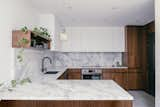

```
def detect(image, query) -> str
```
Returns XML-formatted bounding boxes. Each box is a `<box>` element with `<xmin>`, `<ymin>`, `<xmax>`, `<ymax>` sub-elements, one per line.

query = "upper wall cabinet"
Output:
<box><xmin>61</xmin><ymin>27</ymin><xmax>125</xmax><ymax>52</ymax></box>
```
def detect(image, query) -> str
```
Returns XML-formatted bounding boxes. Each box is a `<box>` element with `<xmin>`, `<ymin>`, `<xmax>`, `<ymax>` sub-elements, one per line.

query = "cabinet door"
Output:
<box><xmin>102</xmin><ymin>69</ymin><xmax>114</xmax><ymax>80</ymax></box>
<box><xmin>0</xmin><ymin>101</ymin><xmax>5</xmax><ymax>107</ymax></box>
<box><xmin>61</xmin><ymin>28</ymin><xmax>83</xmax><ymax>52</ymax></box>
<box><xmin>102</xmin><ymin>69</ymin><xmax>127</xmax><ymax>89</ymax></box>
<box><xmin>127</xmin><ymin>69</ymin><xmax>144</xmax><ymax>90</ymax></box>
<box><xmin>113</xmin><ymin>72</ymin><xmax>127</xmax><ymax>89</ymax></box>
<box><xmin>112</xmin><ymin>27</ymin><xmax>125</xmax><ymax>52</ymax></box>
<box><xmin>126</xmin><ymin>27</ymin><xmax>138</xmax><ymax>55</ymax></box>
<box><xmin>67</xmin><ymin>69</ymin><xmax>81</xmax><ymax>79</ymax></box>
<box><xmin>126</xmin><ymin>26</ymin><xmax>141</xmax><ymax>68</ymax></box>
<box><xmin>61</xmin><ymin>27</ymin><xmax>125</xmax><ymax>52</ymax></box>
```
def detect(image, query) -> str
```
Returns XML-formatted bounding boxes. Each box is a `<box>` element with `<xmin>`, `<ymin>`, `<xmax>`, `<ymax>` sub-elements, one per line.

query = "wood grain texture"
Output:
<box><xmin>146</xmin><ymin>21</ymin><xmax>155</xmax><ymax>33</ymax></box>
<box><xmin>102</xmin><ymin>69</ymin><xmax>128</xmax><ymax>89</ymax></box>
<box><xmin>124</xmin><ymin>26</ymin><xmax>148</xmax><ymax>90</ymax></box>
<box><xmin>102</xmin><ymin>69</ymin><xmax>114</xmax><ymax>80</ymax></box>
<box><xmin>0</xmin><ymin>100</ymin><xmax>132</xmax><ymax>107</ymax></box>
<box><xmin>12</xmin><ymin>30</ymin><xmax>31</xmax><ymax>48</ymax></box>
<box><xmin>127</xmin><ymin>69</ymin><xmax>144</xmax><ymax>90</ymax></box>
<box><xmin>125</xmin><ymin>26</ymin><xmax>141</xmax><ymax>68</ymax></box>
<box><xmin>67</xmin><ymin>69</ymin><xmax>81</xmax><ymax>79</ymax></box>
<box><xmin>58</xmin><ymin>71</ymin><xmax>68</xmax><ymax>80</ymax></box>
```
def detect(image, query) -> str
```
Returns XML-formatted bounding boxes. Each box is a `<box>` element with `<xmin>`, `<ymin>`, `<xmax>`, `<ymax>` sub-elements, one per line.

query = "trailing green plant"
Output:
<box><xmin>21</xmin><ymin>26</ymin><xmax>51</xmax><ymax>38</ymax></box>
<box><xmin>0</xmin><ymin>78</ymin><xmax>32</xmax><ymax>92</ymax></box>
<box><xmin>17</xmin><ymin>53</ymin><xmax>23</xmax><ymax>62</ymax></box>
<box><xmin>21</xmin><ymin>26</ymin><xmax>29</xmax><ymax>34</ymax></box>
<box><xmin>17</xmin><ymin>38</ymin><xmax>29</xmax><ymax>63</ymax></box>
<box><xmin>20</xmin><ymin>77</ymin><xmax>32</xmax><ymax>85</ymax></box>
<box><xmin>17</xmin><ymin>38</ymin><xmax>29</xmax><ymax>48</ymax></box>
<box><xmin>13</xmin><ymin>78</ymin><xmax>32</xmax><ymax>86</ymax></box>
<box><xmin>11</xmin><ymin>80</ymin><xmax>17</xmax><ymax>88</ymax></box>
<box><xmin>33</xmin><ymin>27</ymin><xmax>50</xmax><ymax>38</ymax></box>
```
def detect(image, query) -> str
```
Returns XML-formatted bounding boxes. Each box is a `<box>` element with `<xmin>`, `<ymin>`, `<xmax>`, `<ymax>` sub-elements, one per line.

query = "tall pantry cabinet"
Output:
<box><xmin>125</xmin><ymin>26</ymin><xmax>146</xmax><ymax>90</ymax></box>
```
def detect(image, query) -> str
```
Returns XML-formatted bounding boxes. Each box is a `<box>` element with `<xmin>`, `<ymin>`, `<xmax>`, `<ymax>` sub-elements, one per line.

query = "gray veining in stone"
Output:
<box><xmin>0</xmin><ymin>80</ymin><xmax>133</xmax><ymax>101</ymax></box>
<box><xmin>14</xmin><ymin>49</ymin><xmax>124</xmax><ymax>82</ymax></box>
<box><xmin>51</xmin><ymin>52</ymin><xmax>122</xmax><ymax>67</ymax></box>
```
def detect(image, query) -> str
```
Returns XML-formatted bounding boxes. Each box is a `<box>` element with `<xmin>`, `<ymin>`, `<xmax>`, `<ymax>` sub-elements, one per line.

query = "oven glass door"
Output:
<box><xmin>83</xmin><ymin>74</ymin><xmax>92</xmax><ymax>79</ymax></box>
<box><xmin>83</xmin><ymin>74</ymin><xmax>101</xmax><ymax>80</ymax></box>
<box><xmin>92</xmin><ymin>74</ymin><xmax>101</xmax><ymax>80</ymax></box>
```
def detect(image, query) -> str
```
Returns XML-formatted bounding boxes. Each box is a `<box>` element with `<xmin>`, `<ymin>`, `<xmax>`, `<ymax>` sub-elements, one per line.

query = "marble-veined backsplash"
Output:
<box><xmin>14</xmin><ymin>49</ymin><xmax>123</xmax><ymax>81</ymax></box>
<box><xmin>47</xmin><ymin>52</ymin><xmax>122</xmax><ymax>67</ymax></box>
<box><xmin>14</xmin><ymin>49</ymin><xmax>44</xmax><ymax>81</ymax></box>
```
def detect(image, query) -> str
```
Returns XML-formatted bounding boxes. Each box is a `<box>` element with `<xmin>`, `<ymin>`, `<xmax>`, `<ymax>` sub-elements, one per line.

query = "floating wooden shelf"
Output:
<box><xmin>32</xmin><ymin>31</ymin><xmax>51</xmax><ymax>41</ymax></box>
<box><xmin>12</xmin><ymin>30</ymin><xmax>51</xmax><ymax>49</ymax></box>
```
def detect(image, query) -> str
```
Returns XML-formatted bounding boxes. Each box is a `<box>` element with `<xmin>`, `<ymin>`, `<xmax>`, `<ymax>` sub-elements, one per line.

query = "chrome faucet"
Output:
<box><xmin>42</xmin><ymin>57</ymin><xmax>52</xmax><ymax>73</ymax></box>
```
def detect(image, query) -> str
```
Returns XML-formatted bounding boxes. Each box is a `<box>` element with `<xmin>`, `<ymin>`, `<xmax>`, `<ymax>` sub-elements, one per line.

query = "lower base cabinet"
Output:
<box><xmin>67</xmin><ymin>69</ymin><xmax>81</xmax><ymax>80</ymax></box>
<box><xmin>127</xmin><ymin>69</ymin><xmax>144</xmax><ymax>90</ymax></box>
<box><xmin>114</xmin><ymin>73</ymin><xmax>127</xmax><ymax>89</ymax></box>
<box><xmin>102</xmin><ymin>69</ymin><xmax>128</xmax><ymax>90</ymax></box>
<box><xmin>102</xmin><ymin>68</ymin><xmax>145</xmax><ymax>90</ymax></box>
<box><xmin>0</xmin><ymin>100</ymin><xmax>132</xmax><ymax>107</ymax></box>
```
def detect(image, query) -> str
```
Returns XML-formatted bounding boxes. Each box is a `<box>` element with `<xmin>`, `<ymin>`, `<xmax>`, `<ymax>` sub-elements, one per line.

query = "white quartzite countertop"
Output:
<box><xmin>0</xmin><ymin>80</ymin><xmax>133</xmax><ymax>101</ymax></box>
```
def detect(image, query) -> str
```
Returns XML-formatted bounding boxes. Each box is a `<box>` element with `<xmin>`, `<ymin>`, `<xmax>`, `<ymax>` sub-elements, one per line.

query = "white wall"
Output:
<box><xmin>61</xmin><ymin>27</ymin><xmax>125</xmax><ymax>52</ymax></box>
<box><xmin>39</xmin><ymin>14</ymin><xmax>56</xmax><ymax>51</ymax></box>
<box><xmin>39</xmin><ymin>14</ymin><xmax>62</xmax><ymax>51</ymax></box>
<box><xmin>155</xmin><ymin>0</ymin><xmax>160</xmax><ymax>106</ymax></box>
<box><xmin>39</xmin><ymin>14</ymin><xmax>55</xmax><ymax>37</ymax></box>
<box><xmin>54</xmin><ymin>18</ymin><xmax>62</xmax><ymax>51</ymax></box>
<box><xmin>0</xmin><ymin>0</ymin><xmax>39</xmax><ymax>82</ymax></box>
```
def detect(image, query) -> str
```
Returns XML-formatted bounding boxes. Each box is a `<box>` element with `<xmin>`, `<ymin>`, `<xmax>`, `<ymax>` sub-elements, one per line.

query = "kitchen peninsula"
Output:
<box><xmin>0</xmin><ymin>80</ymin><xmax>133</xmax><ymax>107</ymax></box>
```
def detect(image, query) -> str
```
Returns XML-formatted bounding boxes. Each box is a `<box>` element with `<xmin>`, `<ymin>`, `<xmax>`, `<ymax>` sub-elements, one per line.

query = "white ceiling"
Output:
<box><xmin>31</xmin><ymin>0</ymin><xmax>154</xmax><ymax>27</ymax></box>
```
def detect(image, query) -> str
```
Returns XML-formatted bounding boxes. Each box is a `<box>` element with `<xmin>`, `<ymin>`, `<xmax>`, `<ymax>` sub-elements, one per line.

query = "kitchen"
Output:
<box><xmin>0</xmin><ymin>0</ymin><xmax>156</xmax><ymax>107</ymax></box>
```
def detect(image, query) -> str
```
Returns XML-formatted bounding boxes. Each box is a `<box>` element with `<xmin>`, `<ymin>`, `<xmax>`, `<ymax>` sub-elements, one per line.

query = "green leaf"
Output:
<box><xmin>17</xmin><ymin>37</ymin><xmax>29</xmax><ymax>48</ymax></box>
<box><xmin>11</xmin><ymin>80</ymin><xmax>17</xmax><ymax>88</ymax></box>
<box><xmin>17</xmin><ymin>54</ymin><xmax>23</xmax><ymax>62</ymax></box>
<box><xmin>17</xmin><ymin>55</ymin><xmax>21</xmax><ymax>59</ymax></box>
<box><xmin>20</xmin><ymin>78</ymin><xmax>32</xmax><ymax>85</ymax></box>
<box><xmin>8</xmin><ymin>89</ymin><xmax>13</xmax><ymax>92</ymax></box>
<box><xmin>21</xmin><ymin>26</ymin><xmax>28</xmax><ymax>34</ymax></box>
<box><xmin>0</xmin><ymin>83</ymin><xmax>3</xmax><ymax>87</ymax></box>
<box><xmin>32</xmin><ymin>27</ymin><xmax>50</xmax><ymax>38</ymax></box>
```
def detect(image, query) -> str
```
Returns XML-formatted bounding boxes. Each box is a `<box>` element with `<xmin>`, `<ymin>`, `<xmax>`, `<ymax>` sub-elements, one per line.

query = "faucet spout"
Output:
<box><xmin>42</xmin><ymin>57</ymin><xmax>52</xmax><ymax>73</ymax></box>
